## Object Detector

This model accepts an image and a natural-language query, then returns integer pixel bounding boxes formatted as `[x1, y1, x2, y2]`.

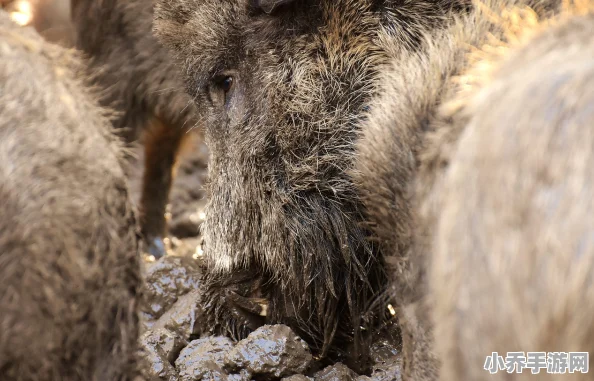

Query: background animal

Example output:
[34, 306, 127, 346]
[71, 0, 201, 257]
[354, 0, 593, 379]
[0, 11, 140, 380]
[428, 5, 594, 381]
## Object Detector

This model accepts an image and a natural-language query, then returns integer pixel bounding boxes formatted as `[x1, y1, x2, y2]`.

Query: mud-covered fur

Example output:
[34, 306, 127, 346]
[355, 0, 593, 379]
[0, 12, 140, 380]
[71, 0, 199, 253]
[153, 0, 466, 369]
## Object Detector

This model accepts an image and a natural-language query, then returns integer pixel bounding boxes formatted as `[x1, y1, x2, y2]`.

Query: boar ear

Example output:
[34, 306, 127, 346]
[256, 0, 296, 14]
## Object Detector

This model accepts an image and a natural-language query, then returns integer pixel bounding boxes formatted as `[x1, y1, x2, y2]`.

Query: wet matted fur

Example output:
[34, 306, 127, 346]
[153, 0, 467, 369]
[0, 12, 140, 381]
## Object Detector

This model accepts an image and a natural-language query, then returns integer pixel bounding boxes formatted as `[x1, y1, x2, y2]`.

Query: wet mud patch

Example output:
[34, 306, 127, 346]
[139, 247, 401, 381]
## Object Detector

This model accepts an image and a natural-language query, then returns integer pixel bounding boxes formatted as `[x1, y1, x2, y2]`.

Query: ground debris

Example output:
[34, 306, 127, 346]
[224, 325, 313, 379]
[314, 363, 359, 381]
[142, 254, 202, 320]
[176, 336, 235, 381]
[139, 328, 185, 381]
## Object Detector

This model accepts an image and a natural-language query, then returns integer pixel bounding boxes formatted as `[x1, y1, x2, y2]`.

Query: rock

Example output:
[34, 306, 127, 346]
[369, 360, 401, 381]
[140, 349, 178, 381]
[282, 375, 314, 381]
[139, 328, 185, 381]
[224, 325, 313, 379]
[143, 254, 201, 320]
[227, 369, 252, 381]
[153, 289, 202, 340]
[314, 363, 358, 381]
[175, 336, 234, 381]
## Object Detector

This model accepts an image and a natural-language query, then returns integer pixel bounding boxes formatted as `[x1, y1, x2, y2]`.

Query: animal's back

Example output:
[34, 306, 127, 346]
[354, 1, 594, 379]
[70, 0, 196, 135]
[430, 9, 594, 380]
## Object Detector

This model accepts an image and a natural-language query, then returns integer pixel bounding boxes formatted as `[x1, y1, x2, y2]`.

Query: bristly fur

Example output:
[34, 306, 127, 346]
[0, 11, 140, 380]
[354, 0, 593, 379]
[429, 4, 594, 381]
[154, 0, 467, 370]
[71, 0, 201, 248]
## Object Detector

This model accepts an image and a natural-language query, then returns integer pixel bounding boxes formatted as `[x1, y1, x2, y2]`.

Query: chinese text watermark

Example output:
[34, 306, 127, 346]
[484, 352, 589, 374]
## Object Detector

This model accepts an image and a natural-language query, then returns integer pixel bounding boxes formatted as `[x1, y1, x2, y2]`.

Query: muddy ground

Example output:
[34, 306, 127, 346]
[132, 137, 403, 381]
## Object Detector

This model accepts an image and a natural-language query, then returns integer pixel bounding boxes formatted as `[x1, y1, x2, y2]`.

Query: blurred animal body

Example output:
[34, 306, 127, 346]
[355, 0, 594, 379]
[428, 6, 594, 381]
[0, 11, 140, 381]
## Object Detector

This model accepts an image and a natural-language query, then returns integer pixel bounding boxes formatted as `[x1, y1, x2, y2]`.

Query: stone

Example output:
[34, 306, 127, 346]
[224, 325, 313, 379]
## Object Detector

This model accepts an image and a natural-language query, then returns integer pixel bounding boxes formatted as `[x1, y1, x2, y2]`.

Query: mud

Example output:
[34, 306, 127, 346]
[175, 337, 235, 381]
[139, 239, 400, 380]
[151, 289, 202, 341]
[314, 364, 359, 381]
[142, 254, 202, 321]
[139, 253, 401, 381]
[283, 376, 313, 381]
[140, 328, 186, 381]
[224, 325, 313, 379]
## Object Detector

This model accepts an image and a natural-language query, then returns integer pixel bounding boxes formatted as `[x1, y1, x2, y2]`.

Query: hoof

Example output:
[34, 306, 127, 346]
[147, 237, 167, 259]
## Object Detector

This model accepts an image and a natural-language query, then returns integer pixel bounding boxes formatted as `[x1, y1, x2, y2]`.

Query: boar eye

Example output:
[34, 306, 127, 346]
[209, 74, 235, 107]
[220, 76, 234, 94]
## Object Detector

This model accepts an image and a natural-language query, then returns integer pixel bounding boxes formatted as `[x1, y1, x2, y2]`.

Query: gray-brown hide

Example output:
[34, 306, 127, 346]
[0, 12, 140, 381]
[429, 8, 594, 381]
[355, 0, 593, 380]
[71, 0, 200, 256]
[153, 0, 467, 370]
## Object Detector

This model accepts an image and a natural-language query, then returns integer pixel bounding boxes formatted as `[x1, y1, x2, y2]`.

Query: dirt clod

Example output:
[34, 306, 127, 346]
[152, 289, 203, 341]
[139, 328, 184, 381]
[227, 369, 253, 381]
[176, 336, 235, 381]
[368, 362, 402, 381]
[283, 375, 314, 381]
[314, 363, 359, 381]
[224, 325, 313, 379]
[143, 255, 202, 320]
